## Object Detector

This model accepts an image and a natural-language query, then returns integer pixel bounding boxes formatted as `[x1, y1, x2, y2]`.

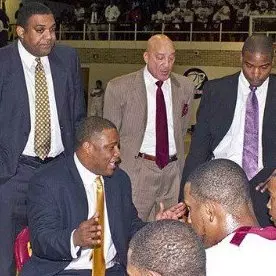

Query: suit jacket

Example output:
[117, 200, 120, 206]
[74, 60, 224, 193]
[180, 72, 276, 225]
[0, 41, 85, 185]
[103, 68, 194, 178]
[21, 156, 145, 276]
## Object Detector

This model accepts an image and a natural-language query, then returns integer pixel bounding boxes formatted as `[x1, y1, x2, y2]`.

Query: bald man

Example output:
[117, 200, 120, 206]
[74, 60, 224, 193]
[104, 34, 194, 221]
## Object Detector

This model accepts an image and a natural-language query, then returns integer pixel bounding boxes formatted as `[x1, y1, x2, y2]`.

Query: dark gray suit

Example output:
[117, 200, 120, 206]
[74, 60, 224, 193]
[21, 156, 145, 276]
[0, 41, 85, 275]
[181, 72, 276, 226]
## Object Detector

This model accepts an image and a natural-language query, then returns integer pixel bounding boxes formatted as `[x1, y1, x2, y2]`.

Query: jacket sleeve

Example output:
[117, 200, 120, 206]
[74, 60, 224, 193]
[103, 80, 123, 130]
[180, 82, 214, 201]
[27, 175, 73, 261]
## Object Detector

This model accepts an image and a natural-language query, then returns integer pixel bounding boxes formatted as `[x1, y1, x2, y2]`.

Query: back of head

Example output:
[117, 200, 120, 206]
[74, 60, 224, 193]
[128, 220, 206, 276]
[17, 2, 52, 27]
[75, 116, 117, 149]
[187, 159, 251, 215]
[242, 34, 274, 60]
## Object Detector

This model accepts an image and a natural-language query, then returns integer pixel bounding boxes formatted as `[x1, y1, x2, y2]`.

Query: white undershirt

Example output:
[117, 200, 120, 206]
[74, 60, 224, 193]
[18, 40, 64, 157]
[213, 71, 268, 172]
[65, 153, 116, 270]
[140, 66, 177, 156]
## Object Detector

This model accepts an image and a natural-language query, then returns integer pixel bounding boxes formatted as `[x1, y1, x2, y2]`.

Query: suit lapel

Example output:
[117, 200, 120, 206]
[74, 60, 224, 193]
[133, 69, 148, 132]
[170, 74, 182, 143]
[66, 157, 88, 222]
[216, 73, 239, 144]
[10, 42, 31, 128]
[104, 176, 116, 236]
[48, 48, 67, 121]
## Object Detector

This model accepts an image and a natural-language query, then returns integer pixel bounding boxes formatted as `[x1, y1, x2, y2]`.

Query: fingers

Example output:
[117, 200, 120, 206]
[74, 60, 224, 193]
[159, 202, 165, 213]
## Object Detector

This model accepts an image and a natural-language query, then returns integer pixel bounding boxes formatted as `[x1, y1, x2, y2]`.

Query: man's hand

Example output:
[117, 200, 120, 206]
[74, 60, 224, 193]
[156, 202, 186, 220]
[256, 169, 276, 193]
[73, 212, 102, 248]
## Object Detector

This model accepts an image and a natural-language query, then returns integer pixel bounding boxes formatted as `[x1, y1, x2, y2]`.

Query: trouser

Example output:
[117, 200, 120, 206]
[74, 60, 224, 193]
[249, 168, 274, 227]
[58, 263, 126, 275]
[130, 157, 180, 221]
[0, 162, 35, 276]
[0, 155, 64, 276]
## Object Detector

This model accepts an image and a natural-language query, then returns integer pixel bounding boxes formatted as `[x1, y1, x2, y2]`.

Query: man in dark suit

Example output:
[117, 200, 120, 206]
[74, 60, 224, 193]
[21, 116, 184, 276]
[0, 2, 85, 275]
[181, 34, 276, 227]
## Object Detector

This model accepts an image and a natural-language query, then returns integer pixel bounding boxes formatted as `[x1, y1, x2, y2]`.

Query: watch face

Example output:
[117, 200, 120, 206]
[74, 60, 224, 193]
[184, 68, 208, 99]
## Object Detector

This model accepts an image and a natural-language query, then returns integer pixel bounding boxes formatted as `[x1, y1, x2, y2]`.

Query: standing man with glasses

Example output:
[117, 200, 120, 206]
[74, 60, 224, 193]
[0, 2, 85, 275]
[104, 34, 194, 221]
[181, 34, 276, 227]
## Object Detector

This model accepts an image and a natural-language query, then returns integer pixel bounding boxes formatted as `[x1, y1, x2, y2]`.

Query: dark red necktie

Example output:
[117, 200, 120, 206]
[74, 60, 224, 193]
[155, 80, 169, 169]
[230, 226, 276, 246]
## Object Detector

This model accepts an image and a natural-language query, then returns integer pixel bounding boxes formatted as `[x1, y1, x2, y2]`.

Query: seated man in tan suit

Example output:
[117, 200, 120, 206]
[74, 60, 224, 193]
[104, 34, 194, 221]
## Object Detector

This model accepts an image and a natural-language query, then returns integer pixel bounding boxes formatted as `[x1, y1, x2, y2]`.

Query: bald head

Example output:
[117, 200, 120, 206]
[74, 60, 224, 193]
[146, 34, 175, 52]
[143, 34, 175, 82]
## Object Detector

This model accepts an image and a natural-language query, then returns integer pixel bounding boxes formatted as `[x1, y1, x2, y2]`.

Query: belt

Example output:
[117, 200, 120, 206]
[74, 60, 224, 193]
[19, 153, 64, 168]
[138, 152, 177, 163]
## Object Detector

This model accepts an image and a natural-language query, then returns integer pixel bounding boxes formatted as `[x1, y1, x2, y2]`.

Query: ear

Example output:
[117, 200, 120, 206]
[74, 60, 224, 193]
[82, 141, 95, 153]
[204, 201, 216, 223]
[143, 51, 148, 64]
[16, 25, 25, 39]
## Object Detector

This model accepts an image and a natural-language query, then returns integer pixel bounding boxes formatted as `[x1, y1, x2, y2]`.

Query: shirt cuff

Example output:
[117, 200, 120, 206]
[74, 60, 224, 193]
[70, 229, 80, 258]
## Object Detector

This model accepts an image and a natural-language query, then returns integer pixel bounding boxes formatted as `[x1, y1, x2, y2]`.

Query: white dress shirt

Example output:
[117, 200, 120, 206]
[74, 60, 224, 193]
[213, 71, 268, 173]
[207, 231, 276, 276]
[18, 40, 64, 158]
[65, 153, 116, 270]
[140, 66, 177, 156]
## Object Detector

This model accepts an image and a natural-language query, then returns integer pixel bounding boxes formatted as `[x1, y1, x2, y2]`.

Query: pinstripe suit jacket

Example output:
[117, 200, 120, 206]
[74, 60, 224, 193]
[103, 68, 194, 180]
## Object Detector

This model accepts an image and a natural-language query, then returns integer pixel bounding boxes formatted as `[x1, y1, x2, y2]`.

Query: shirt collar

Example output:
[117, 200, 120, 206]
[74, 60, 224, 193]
[17, 39, 49, 70]
[144, 65, 171, 87]
[240, 70, 269, 93]
[74, 153, 98, 188]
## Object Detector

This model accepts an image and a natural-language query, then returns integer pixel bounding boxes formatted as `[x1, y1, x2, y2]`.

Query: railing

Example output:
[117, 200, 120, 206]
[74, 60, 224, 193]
[9, 16, 276, 42]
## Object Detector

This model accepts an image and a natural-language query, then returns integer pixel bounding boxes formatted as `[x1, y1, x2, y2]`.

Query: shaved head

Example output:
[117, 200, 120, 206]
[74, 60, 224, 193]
[146, 34, 175, 52]
[143, 34, 175, 81]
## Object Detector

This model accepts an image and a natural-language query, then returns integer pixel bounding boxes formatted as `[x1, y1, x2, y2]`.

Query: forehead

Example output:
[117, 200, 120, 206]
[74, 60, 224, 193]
[148, 39, 175, 55]
[98, 128, 119, 143]
[242, 50, 272, 64]
[25, 13, 55, 28]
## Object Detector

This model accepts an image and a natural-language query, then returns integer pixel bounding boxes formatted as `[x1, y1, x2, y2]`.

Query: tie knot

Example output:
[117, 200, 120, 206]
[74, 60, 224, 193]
[156, 80, 163, 88]
[95, 176, 103, 190]
[35, 57, 41, 64]
[249, 85, 257, 93]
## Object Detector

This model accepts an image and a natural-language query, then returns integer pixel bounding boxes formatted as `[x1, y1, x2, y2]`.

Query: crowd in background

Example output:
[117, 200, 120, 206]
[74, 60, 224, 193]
[53, 0, 276, 41]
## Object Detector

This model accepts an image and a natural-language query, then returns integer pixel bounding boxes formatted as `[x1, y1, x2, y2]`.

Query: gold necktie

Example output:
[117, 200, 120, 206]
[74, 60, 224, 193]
[92, 176, 105, 276]
[34, 57, 51, 160]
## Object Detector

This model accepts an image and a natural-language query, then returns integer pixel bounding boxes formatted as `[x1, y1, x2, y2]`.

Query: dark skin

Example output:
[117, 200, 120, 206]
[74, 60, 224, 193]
[72, 128, 186, 248]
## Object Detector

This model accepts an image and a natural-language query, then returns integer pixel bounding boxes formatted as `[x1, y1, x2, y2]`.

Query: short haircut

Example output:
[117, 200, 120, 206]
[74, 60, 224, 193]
[75, 116, 117, 149]
[16, 2, 53, 27]
[242, 34, 274, 60]
[187, 159, 251, 215]
[129, 220, 206, 276]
